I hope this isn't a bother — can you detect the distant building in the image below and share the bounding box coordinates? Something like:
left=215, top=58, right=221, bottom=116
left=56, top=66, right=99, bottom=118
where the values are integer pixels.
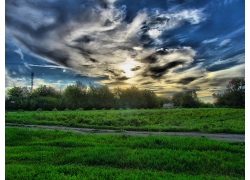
left=163, top=103, right=174, bottom=108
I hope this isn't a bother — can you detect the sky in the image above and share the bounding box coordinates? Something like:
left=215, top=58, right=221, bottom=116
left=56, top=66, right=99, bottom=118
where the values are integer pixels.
left=5, top=0, right=245, bottom=103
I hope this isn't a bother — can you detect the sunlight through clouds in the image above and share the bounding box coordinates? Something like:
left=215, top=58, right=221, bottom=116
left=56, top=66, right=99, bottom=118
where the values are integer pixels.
left=5, top=0, right=245, bottom=102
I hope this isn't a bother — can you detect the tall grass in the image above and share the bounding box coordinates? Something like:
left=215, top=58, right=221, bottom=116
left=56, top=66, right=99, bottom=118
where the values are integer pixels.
left=5, top=108, right=245, bottom=133
left=6, top=128, right=245, bottom=179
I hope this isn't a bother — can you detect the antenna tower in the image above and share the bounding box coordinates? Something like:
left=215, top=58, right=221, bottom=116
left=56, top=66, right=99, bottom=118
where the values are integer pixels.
left=31, top=72, right=34, bottom=93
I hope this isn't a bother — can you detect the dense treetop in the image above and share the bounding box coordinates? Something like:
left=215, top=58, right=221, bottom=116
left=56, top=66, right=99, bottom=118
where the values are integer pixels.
left=5, top=78, right=244, bottom=111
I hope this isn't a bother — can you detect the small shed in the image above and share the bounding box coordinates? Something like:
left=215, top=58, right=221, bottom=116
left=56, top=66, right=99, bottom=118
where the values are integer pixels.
left=163, top=103, right=174, bottom=108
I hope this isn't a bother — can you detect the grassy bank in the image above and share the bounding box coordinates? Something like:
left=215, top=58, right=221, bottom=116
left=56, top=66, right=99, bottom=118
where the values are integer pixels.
left=5, top=128, right=245, bottom=179
left=5, top=108, right=245, bottom=133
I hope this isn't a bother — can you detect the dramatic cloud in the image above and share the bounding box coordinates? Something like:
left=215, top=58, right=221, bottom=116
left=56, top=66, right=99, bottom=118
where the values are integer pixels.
left=5, top=0, right=245, bottom=102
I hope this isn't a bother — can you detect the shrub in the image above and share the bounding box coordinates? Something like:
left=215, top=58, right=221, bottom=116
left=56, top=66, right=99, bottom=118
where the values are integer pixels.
left=52, top=108, right=57, bottom=111
left=36, top=108, right=42, bottom=111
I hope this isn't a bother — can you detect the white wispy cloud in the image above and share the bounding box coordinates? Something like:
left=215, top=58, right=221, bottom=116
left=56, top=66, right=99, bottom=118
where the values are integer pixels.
left=202, top=38, right=218, bottom=44
left=173, top=9, right=206, bottom=25
left=14, top=48, right=24, bottom=60
left=219, top=39, right=231, bottom=46
left=27, top=64, right=68, bottom=69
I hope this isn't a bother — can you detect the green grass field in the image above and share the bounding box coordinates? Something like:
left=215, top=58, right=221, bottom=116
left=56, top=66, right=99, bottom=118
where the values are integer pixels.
left=5, top=108, right=245, bottom=133
left=5, top=128, right=245, bottom=180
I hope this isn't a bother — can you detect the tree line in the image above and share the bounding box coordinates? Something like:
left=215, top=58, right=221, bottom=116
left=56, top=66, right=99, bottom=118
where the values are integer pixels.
left=5, top=78, right=244, bottom=111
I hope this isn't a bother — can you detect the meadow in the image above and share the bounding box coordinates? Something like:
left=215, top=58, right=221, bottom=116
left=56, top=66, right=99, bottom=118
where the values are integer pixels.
left=5, top=108, right=245, bottom=133
left=5, top=128, right=245, bottom=180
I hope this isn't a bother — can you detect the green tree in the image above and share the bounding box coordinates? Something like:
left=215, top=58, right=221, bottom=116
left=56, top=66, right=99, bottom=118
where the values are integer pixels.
left=213, top=78, right=245, bottom=108
left=96, top=86, right=115, bottom=109
left=119, top=86, right=146, bottom=109
left=141, top=89, right=159, bottom=108
left=32, top=85, right=60, bottom=98
left=172, top=90, right=200, bottom=108
left=62, top=82, right=87, bottom=110
left=31, top=85, right=62, bottom=110
left=35, top=96, right=60, bottom=110
left=5, top=87, right=30, bottom=110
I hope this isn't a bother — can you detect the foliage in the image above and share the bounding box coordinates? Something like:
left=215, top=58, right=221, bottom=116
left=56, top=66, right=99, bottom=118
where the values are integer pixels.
left=213, top=78, right=245, bottom=108
left=5, top=78, right=245, bottom=111
left=5, top=86, right=30, bottom=110
left=62, top=83, right=87, bottom=110
left=6, top=128, right=245, bottom=179
left=87, top=85, right=115, bottom=109
left=172, top=90, right=200, bottom=108
left=5, top=82, right=162, bottom=110
left=35, top=97, right=61, bottom=110
left=32, top=85, right=61, bottom=98
left=5, top=108, right=245, bottom=134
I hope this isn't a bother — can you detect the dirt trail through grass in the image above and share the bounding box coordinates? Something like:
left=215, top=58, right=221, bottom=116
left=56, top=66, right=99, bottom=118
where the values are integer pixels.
left=6, top=123, right=244, bottom=142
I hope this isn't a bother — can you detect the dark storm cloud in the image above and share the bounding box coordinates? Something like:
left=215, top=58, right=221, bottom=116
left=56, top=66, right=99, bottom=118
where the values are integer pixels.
left=105, top=69, right=120, bottom=77
left=145, top=60, right=184, bottom=79
left=165, top=79, right=174, bottom=84
left=74, top=73, right=109, bottom=80
left=178, top=77, right=198, bottom=85
left=130, top=66, right=141, bottom=71
left=82, top=65, right=94, bottom=68
left=140, top=81, right=153, bottom=85
left=149, top=61, right=184, bottom=74
left=105, top=68, right=130, bottom=81
left=139, top=34, right=155, bottom=48
left=89, top=58, right=99, bottom=63
left=67, top=44, right=92, bottom=57
left=115, top=76, right=130, bottom=81
left=141, top=47, right=195, bottom=65
left=141, top=54, right=157, bottom=64
left=12, top=35, right=71, bottom=67
left=73, top=35, right=94, bottom=44
left=39, top=49, right=70, bottom=67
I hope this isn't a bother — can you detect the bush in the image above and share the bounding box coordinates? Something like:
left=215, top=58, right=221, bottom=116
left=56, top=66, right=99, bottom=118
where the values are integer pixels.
left=37, top=108, right=42, bottom=111
left=52, top=108, right=57, bottom=111
left=76, top=108, right=84, bottom=111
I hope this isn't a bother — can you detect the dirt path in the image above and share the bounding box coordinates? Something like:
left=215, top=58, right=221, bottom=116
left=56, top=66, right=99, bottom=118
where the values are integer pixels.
left=5, top=123, right=245, bottom=142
